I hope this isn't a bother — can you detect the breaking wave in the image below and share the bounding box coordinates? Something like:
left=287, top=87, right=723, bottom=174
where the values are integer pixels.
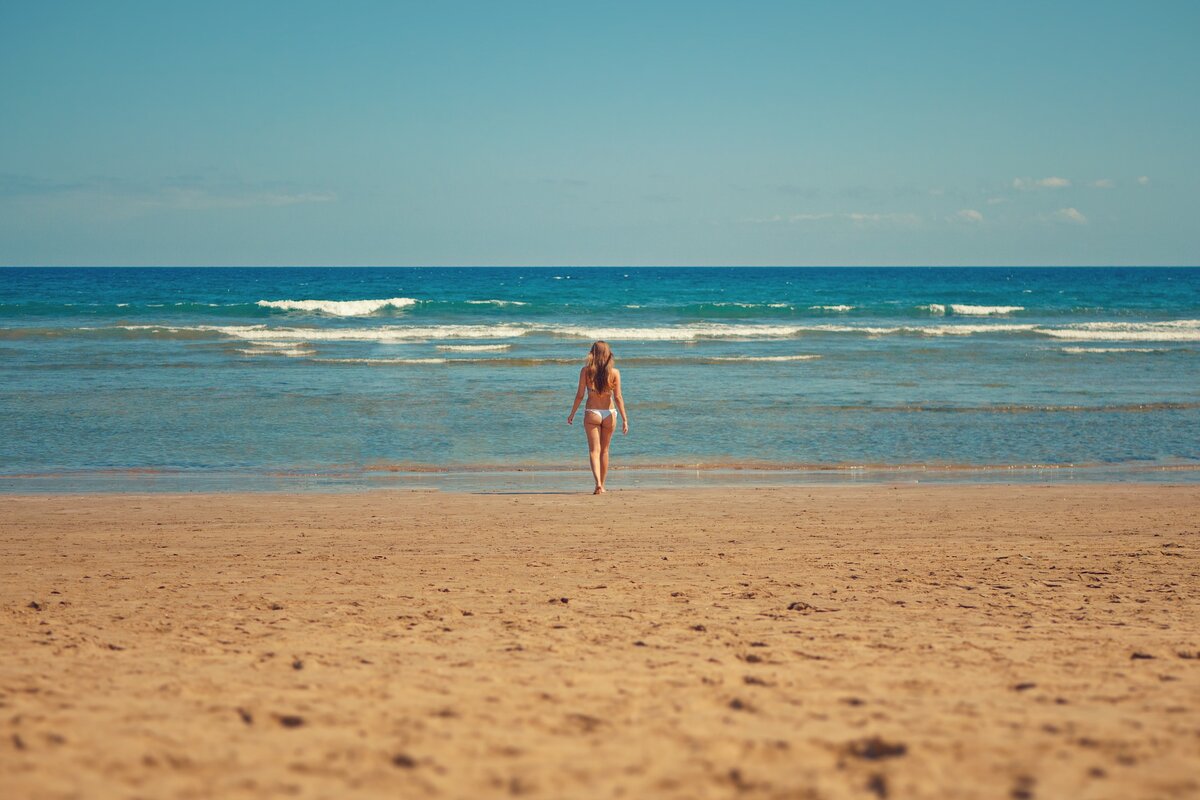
left=255, top=297, right=419, bottom=316
left=921, top=304, right=1024, bottom=316
left=1040, top=320, right=1200, bottom=342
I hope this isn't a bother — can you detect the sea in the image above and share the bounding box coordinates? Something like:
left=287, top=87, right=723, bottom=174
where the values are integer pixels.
left=2, top=266, right=1198, bottom=492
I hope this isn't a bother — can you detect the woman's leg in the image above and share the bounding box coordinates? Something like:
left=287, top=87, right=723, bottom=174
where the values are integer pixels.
left=598, top=415, right=616, bottom=489
left=585, top=419, right=603, bottom=492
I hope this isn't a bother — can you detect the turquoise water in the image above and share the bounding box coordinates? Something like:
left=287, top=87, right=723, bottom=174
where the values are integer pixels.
left=2, top=267, right=1198, bottom=491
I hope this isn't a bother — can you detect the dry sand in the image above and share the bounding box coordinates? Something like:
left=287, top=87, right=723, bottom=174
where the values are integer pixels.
left=1, top=485, right=1198, bottom=799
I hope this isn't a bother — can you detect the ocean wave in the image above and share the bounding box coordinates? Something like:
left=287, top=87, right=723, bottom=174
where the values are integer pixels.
left=23, top=319, right=1200, bottom=344
left=236, top=346, right=314, bottom=357
left=1059, top=346, right=1174, bottom=354
left=709, top=302, right=792, bottom=309
left=311, top=354, right=819, bottom=367
left=255, top=297, right=419, bottom=316
left=921, top=304, right=1024, bottom=316
left=20, top=321, right=1042, bottom=343
left=315, top=357, right=449, bottom=365
left=464, top=299, right=528, bottom=306
left=1040, top=320, right=1200, bottom=342
left=702, top=355, right=821, bottom=362
left=436, top=344, right=513, bottom=352
left=810, top=304, right=854, bottom=311
left=140, top=323, right=530, bottom=341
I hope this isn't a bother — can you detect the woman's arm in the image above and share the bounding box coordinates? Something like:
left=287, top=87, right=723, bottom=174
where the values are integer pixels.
left=614, top=370, right=629, bottom=434
left=567, top=368, right=586, bottom=424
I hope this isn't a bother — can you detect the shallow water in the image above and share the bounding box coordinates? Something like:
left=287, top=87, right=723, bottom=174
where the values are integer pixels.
left=2, top=266, right=1198, bottom=490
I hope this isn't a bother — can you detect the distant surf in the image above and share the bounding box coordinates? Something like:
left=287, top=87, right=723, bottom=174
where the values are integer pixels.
left=255, top=297, right=419, bottom=316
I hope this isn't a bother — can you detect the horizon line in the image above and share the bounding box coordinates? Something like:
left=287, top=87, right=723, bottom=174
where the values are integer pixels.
left=3, top=264, right=1198, bottom=270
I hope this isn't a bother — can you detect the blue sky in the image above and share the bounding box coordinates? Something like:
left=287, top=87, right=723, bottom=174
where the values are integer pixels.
left=1, top=1, right=1196, bottom=266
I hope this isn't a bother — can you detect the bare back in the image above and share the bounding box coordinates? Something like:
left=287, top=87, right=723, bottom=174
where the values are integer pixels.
left=583, top=367, right=619, bottom=410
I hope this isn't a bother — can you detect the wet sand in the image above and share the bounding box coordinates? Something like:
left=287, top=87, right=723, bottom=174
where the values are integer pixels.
left=1, top=485, right=1198, bottom=799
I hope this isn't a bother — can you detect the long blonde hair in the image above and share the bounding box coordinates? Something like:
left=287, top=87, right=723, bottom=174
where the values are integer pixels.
left=584, top=341, right=614, bottom=393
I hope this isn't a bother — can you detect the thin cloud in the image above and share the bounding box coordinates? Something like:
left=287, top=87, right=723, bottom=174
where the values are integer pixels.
left=1091, top=179, right=1114, bottom=189
left=952, top=209, right=984, bottom=223
left=1137, top=175, right=1151, bottom=185
left=845, top=212, right=921, bottom=224
left=1013, top=176, right=1071, bottom=190
left=1053, top=207, right=1088, bottom=225
left=0, top=173, right=335, bottom=210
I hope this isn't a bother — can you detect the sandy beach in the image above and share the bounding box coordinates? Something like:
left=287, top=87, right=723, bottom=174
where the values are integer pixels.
left=1, top=485, right=1197, bottom=798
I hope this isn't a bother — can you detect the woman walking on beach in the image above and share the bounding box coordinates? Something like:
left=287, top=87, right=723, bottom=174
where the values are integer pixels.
left=567, top=341, right=629, bottom=494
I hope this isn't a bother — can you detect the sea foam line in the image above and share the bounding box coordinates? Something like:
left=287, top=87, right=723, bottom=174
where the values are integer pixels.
left=702, top=355, right=821, bottom=362
left=310, top=355, right=819, bottom=367
left=1059, top=346, right=1172, bottom=354
left=1041, top=320, right=1200, bottom=342
left=921, top=304, right=1024, bottom=316
left=93, top=319, right=1200, bottom=343
left=100, top=321, right=1041, bottom=342
left=255, top=297, right=419, bottom=316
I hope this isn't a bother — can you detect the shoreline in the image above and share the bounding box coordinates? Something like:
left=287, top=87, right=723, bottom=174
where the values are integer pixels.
left=2, top=484, right=1198, bottom=798
left=3, top=461, right=1199, bottom=494
left=2, top=455, right=1200, bottom=494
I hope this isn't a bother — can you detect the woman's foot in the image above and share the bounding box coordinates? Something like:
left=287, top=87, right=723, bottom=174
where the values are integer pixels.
left=593, top=485, right=605, bottom=495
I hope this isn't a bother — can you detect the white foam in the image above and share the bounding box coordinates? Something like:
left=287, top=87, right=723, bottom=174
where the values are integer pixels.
left=1059, top=347, right=1171, bottom=354
left=436, top=344, right=512, bottom=352
left=542, top=324, right=815, bottom=340
left=910, top=323, right=1037, bottom=336
left=314, top=357, right=448, bottom=365
left=1041, top=320, right=1200, bottom=342
left=119, top=321, right=1040, bottom=343
left=465, top=299, right=528, bottom=306
left=704, top=355, right=821, bottom=362
left=200, top=324, right=530, bottom=342
left=810, top=304, right=854, bottom=311
left=922, top=303, right=1023, bottom=316
left=236, top=347, right=314, bottom=357
left=255, top=297, right=419, bottom=316
left=952, top=304, right=1023, bottom=315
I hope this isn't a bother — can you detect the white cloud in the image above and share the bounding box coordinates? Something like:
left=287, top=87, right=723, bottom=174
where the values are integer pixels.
left=1091, top=179, right=1114, bottom=189
left=985, top=196, right=1008, bottom=205
left=953, top=209, right=984, bottom=223
left=1013, top=176, right=1071, bottom=190
left=844, top=212, right=922, bottom=224
left=1137, top=175, right=1151, bottom=185
left=1053, top=207, right=1088, bottom=225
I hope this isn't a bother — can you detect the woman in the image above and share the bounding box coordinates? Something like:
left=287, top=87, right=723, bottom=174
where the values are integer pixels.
left=567, top=341, right=629, bottom=494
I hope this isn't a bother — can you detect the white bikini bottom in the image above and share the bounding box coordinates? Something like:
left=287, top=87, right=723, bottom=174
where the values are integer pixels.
left=585, top=408, right=616, bottom=421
